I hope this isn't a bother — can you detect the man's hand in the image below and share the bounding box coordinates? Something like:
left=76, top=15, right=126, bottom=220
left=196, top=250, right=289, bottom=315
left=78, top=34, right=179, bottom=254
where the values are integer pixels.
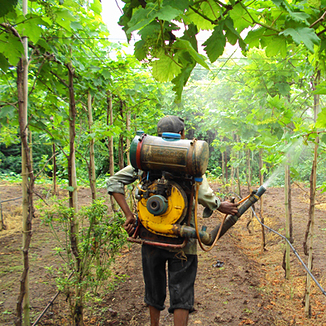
left=112, top=193, right=136, bottom=236
left=123, top=214, right=136, bottom=236
left=218, top=201, right=239, bottom=215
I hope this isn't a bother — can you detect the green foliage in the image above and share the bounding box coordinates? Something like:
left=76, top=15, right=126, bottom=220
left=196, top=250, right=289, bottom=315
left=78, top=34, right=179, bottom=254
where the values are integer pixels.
left=118, top=0, right=325, bottom=99
left=0, top=143, right=21, bottom=173
left=40, top=199, right=127, bottom=321
left=0, top=0, right=17, bottom=18
left=280, top=28, right=320, bottom=52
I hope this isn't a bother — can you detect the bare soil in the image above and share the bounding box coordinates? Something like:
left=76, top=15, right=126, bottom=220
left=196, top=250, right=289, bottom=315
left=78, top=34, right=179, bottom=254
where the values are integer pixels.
left=0, top=181, right=326, bottom=326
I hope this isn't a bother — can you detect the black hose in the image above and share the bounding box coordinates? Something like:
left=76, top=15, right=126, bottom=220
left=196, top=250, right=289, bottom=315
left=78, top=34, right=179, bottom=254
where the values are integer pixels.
left=31, top=272, right=74, bottom=326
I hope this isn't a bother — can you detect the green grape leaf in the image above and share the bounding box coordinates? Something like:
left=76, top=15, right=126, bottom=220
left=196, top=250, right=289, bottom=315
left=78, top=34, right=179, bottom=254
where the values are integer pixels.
left=0, top=53, right=9, bottom=71
left=164, top=0, right=189, bottom=11
left=156, top=5, right=182, bottom=21
left=17, top=20, right=43, bottom=44
left=127, top=4, right=157, bottom=33
left=90, top=0, right=102, bottom=15
left=0, top=0, right=17, bottom=17
left=203, top=24, right=226, bottom=63
left=36, top=38, right=51, bottom=51
left=173, top=39, right=209, bottom=69
left=316, top=107, right=326, bottom=128
left=280, top=27, right=320, bottom=52
left=224, top=17, right=246, bottom=49
left=172, top=62, right=196, bottom=102
left=245, top=27, right=265, bottom=49
left=71, top=21, right=83, bottom=31
left=287, top=11, right=310, bottom=24
left=134, top=40, right=147, bottom=61
left=151, top=52, right=182, bottom=82
left=0, top=105, right=15, bottom=119
left=272, top=0, right=285, bottom=5
left=267, top=95, right=283, bottom=110
left=313, top=81, right=326, bottom=94
left=180, top=23, right=198, bottom=50
left=281, top=109, right=293, bottom=125
left=55, top=8, right=74, bottom=32
left=0, top=33, right=23, bottom=66
left=138, top=21, right=161, bottom=40
left=101, top=69, right=111, bottom=80
left=229, top=3, right=252, bottom=32
left=265, top=36, right=287, bottom=57
left=185, top=1, right=221, bottom=30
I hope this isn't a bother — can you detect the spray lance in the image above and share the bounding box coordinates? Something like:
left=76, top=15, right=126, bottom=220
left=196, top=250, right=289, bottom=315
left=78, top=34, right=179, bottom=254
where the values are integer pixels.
left=128, top=132, right=266, bottom=249
left=174, top=184, right=266, bottom=247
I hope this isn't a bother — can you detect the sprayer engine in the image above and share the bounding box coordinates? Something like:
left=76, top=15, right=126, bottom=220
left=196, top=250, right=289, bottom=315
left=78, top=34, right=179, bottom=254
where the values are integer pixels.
left=136, top=177, right=188, bottom=238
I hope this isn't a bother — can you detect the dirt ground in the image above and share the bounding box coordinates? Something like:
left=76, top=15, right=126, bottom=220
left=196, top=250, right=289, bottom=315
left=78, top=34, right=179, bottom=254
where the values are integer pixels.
left=0, top=181, right=326, bottom=326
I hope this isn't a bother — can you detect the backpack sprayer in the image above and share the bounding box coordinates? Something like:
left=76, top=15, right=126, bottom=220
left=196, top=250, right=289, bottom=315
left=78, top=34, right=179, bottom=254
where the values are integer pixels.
left=128, top=132, right=266, bottom=250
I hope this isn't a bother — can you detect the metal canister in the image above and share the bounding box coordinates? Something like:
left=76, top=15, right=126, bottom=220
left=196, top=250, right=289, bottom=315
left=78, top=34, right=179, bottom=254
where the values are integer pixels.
left=130, top=133, right=209, bottom=177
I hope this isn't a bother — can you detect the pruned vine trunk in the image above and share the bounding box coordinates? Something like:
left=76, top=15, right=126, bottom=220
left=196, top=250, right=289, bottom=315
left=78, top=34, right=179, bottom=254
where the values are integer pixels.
left=14, top=3, right=34, bottom=323
left=284, top=154, right=290, bottom=279
left=221, top=150, right=225, bottom=185
left=224, top=145, right=228, bottom=190
left=126, top=109, right=131, bottom=165
left=118, top=100, right=124, bottom=170
left=230, top=133, right=235, bottom=193
left=52, top=143, right=58, bottom=195
left=0, top=194, right=5, bottom=231
left=246, top=149, right=254, bottom=233
left=288, top=169, right=293, bottom=243
left=107, top=93, right=114, bottom=177
left=236, top=135, right=241, bottom=197
left=304, top=70, right=320, bottom=316
left=16, top=55, right=34, bottom=326
left=66, top=63, right=82, bottom=326
left=107, top=92, right=116, bottom=211
left=87, top=91, right=96, bottom=201
left=246, top=149, right=251, bottom=193
left=259, top=148, right=265, bottom=253
left=67, top=64, right=78, bottom=212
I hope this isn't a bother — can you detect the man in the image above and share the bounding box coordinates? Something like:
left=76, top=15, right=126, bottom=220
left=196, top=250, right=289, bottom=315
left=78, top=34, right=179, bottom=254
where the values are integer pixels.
left=107, top=115, right=238, bottom=326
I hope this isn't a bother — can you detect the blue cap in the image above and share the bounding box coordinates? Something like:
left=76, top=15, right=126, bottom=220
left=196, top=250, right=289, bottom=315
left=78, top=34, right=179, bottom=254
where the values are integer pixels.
left=162, top=132, right=181, bottom=140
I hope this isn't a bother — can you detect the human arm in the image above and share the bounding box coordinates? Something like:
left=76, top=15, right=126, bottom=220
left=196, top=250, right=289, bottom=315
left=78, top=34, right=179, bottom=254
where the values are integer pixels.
left=106, top=165, right=138, bottom=235
left=198, top=175, right=238, bottom=216
left=112, top=192, right=136, bottom=236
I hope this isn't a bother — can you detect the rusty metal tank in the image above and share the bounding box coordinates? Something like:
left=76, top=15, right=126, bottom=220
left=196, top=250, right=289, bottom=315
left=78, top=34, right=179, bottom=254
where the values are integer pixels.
left=130, top=132, right=209, bottom=177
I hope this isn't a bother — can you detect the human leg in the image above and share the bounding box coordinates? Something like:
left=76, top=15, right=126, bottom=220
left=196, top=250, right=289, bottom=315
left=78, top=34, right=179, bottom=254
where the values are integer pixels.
left=167, top=253, right=198, bottom=325
left=173, top=309, right=189, bottom=326
left=149, top=305, right=161, bottom=326
left=142, top=245, right=168, bottom=324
